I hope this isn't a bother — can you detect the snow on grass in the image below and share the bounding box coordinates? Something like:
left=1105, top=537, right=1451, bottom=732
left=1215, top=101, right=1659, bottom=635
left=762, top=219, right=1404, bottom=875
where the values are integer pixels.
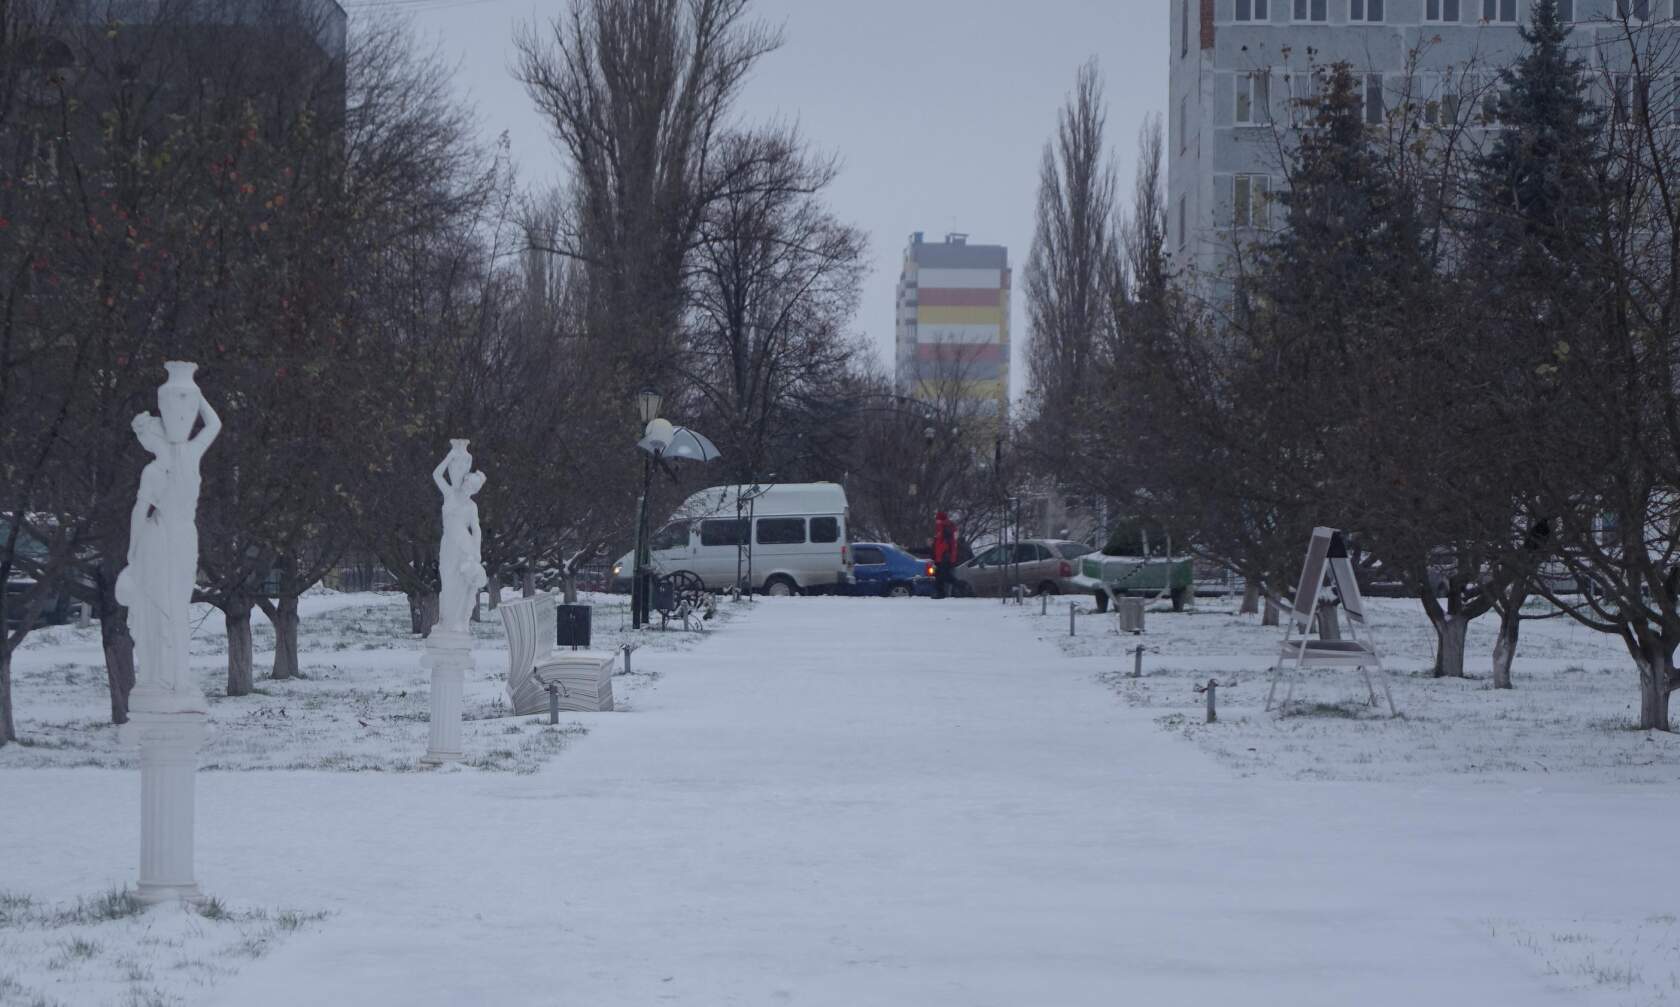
left=1015, top=593, right=1680, bottom=1006
left=1487, top=915, right=1680, bottom=1004
left=0, top=887, right=330, bottom=1007
left=1014, top=594, right=1678, bottom=784
left=1, top=590, right=733, bottom=774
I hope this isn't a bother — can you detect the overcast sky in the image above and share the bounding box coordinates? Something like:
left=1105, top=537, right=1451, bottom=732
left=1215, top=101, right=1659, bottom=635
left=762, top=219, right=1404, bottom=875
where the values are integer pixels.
left=368, top=0, right=1169, bottom=397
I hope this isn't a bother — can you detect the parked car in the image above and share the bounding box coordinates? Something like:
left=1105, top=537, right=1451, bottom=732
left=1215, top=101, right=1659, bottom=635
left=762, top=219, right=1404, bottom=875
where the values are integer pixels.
left=612, top=482, right=854, bottom=596
left=953, top=539, right=1095, bottom=597
left=847, top=542, right=936, bottom=597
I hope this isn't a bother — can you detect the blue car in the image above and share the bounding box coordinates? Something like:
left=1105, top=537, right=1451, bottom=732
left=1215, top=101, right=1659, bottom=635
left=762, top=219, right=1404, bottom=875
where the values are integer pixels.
left=848, top=542, right=937, bottom=597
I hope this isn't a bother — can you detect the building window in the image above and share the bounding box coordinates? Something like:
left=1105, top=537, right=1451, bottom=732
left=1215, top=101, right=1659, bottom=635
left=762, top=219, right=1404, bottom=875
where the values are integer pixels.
left=1425, top=0, right=1461, bottom=21
left=1182, top=0, right=1189, bottom=57
left=1364, top=73, right=1385, bottom=125
left=1479, top=74, right=1508, bottom=125
left=1422, top=72, right=1462, bottom=125
left=1179, top=94, right=1190, bottom=153
left=1293, top=0, right=1329, bottom=19
left=1617, top=0, right=1652, bottom=20
left=1559, top=0, right=1575, bottom=18
left=1350, top=0, right=1385, bottom=21
left=1236, top=72, right=1272, bottom=125
left=1607, top=71, right=1649, bottom=126
left=1236, top=0, right=1271, bottom=19
left=1233, top=174, right=1272, bottom=228
left=1482, top=0, right=1516, bottom=21
left=27, top=128, right=59, bottom=184
left=1285, top=69, right=1326, bottom=126
left=1178, top=195, right=1188, bottom=249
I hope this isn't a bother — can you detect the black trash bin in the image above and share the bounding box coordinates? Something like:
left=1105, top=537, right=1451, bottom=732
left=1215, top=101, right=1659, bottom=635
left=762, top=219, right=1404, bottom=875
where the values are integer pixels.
left=556, top=603, right=592, bottom=648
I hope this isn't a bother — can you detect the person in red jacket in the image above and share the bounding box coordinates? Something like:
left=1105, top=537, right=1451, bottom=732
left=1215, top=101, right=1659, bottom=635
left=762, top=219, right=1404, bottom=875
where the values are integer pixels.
left=932, top=511, right=959, bottom=599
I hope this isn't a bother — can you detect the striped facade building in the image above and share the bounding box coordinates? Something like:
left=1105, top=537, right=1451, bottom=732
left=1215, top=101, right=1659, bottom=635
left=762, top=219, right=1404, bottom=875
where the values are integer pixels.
left=894, top=233, right=1011, bottom=418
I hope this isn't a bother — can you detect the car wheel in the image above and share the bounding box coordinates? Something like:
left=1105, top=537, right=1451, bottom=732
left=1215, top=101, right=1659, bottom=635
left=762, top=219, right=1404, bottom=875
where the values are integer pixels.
left=1171, top=586, right=1189, bottom=612
left=764, top=576, right=798, bottom=597
left=1037, top=581, right=1060, bottom=596
left=888, top=583, right=912, bottom=598
left=1093, top=591, right=1109, bottom=613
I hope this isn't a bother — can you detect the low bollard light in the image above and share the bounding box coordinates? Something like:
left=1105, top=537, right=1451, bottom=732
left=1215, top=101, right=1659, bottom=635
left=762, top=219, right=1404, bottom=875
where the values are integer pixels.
left=1194, top=678, right=1227, bottom=724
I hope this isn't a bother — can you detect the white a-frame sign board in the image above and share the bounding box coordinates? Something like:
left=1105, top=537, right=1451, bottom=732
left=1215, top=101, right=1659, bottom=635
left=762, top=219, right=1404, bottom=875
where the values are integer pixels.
left=1265, top=527, right=1397, bottom=716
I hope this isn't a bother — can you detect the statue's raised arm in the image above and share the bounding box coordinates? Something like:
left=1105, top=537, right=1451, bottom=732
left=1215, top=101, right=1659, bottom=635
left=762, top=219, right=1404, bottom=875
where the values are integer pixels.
left=189, top=395, right=222, bottom=458
left=433, top=453, right=455, bottom=495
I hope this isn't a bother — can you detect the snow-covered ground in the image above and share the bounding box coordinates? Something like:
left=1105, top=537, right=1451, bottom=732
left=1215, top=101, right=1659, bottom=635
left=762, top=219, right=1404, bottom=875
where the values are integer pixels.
left=2, top=593, right=1677, bottom=1006
left=3, top=591, right=724, bottom=773
left=1036, top=594, right=1679, bottom=784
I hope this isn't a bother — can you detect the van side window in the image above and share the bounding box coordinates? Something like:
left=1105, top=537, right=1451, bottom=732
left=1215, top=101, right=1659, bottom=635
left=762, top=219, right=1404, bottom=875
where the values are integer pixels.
left=700, top=519, right=747, bottom=547
left=756, top=518, right=806, bottom=545
left=809, top=517, right=840, bottom=543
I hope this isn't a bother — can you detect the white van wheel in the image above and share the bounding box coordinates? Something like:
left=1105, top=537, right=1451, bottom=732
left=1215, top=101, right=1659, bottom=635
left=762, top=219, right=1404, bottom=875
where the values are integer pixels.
left=764, top=576, right=797, bottom=597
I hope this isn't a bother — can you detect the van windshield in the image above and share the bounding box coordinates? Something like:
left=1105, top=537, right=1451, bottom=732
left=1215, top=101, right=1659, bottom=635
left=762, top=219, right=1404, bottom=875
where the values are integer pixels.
left=651, top=523, right=690, bottom=551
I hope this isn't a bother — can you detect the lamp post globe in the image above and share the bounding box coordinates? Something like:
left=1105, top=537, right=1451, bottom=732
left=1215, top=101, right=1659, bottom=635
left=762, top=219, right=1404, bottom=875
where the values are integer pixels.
left=636, top=388, right=663, bottom=425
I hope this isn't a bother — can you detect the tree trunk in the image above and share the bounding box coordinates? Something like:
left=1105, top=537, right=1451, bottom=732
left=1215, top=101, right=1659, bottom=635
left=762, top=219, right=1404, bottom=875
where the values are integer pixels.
left=408, top=591, right=439, bottom=637
left=1433, top=615, right=1468, bottom=679
left=563, top=569, right=579, bottom=604
left=521, top=570, right=536, bottom=598
left=271, top=595, right=301, bottom=680
left=1633, top=635, right=1674, bottom=732
left=487, top=570, right=501, bottom=610
left=99, top=596, right=136, bottom=725
left=1240, top=580, right=1259, bottom=615
left=1262, top=597, right=1280, bottom=627
left=1316, top=606, right=1342, bottom=641
left=225, top=601, right=255, bottom=697
left=0, top=642, right=16, bottom=745
left=1491, top=602, right=1522, bottom=690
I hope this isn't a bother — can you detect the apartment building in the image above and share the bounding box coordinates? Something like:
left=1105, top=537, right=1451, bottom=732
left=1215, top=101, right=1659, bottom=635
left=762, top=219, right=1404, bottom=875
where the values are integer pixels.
left=1167, top=0, right=1647, bottom=298
left=894, top=232, right=1012, bottom=419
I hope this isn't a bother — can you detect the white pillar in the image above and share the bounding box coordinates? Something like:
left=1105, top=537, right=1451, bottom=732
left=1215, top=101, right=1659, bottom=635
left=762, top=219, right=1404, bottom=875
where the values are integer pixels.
left=421, top=630, right=472, bottom=765
left=120, top=711, right=208, bottom=904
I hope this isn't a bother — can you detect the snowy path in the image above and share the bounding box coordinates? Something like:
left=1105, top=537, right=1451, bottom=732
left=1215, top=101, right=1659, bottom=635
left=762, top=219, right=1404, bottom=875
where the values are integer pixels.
left=6, top=598, right=1669, bottom=1004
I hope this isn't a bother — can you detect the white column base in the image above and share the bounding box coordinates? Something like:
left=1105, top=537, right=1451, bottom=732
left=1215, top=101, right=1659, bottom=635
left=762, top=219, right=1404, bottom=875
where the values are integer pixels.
left=120, top=710, right=208, bottom=905
left=421, top=631, right=473, bottom=765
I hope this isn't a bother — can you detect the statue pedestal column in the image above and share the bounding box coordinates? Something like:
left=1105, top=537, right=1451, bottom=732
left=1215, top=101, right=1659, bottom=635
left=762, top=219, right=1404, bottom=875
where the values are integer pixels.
left=120, top=710, right=208, bottom=904
left=421, top=630, right=473, bottom=765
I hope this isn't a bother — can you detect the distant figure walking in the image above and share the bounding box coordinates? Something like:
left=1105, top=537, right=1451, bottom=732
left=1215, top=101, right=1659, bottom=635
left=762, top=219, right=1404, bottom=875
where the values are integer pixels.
left=932, top=511, right=959, bottom=599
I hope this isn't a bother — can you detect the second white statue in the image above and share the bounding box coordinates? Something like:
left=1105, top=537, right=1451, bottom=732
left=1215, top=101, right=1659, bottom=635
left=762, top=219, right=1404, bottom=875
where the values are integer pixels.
left=432, top=439, right=488, bottom=636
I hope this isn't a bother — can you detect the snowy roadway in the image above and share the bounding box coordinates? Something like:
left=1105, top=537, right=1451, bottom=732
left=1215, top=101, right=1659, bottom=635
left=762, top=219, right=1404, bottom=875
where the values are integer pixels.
left=7, top=597, right=1670, bottom=1004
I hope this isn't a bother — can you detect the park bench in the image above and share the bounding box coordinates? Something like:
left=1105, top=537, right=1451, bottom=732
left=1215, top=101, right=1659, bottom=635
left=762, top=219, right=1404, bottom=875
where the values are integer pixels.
left=497, top=593, right=615, bottom=715
left=1265, top=527, right=1398, bottom=717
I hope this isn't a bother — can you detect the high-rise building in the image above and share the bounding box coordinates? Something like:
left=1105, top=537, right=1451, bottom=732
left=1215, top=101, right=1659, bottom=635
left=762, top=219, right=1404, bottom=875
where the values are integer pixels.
left=1167, top=0, right=1629, bottom=300
left=894, top=232, right=1011, bottom=418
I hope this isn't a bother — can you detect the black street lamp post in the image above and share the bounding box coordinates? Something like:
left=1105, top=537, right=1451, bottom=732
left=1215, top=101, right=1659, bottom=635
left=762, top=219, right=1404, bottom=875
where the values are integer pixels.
left=632, top=388, right=662, bottom=630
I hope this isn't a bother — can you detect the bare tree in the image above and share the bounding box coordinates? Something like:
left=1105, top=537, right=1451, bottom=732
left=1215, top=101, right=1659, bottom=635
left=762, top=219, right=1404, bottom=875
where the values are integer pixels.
left=683, top=127, right=866, bottom=486
left=1022, top=58, right=1120, bottom=480
left=514, top=0, right=783, bottom=396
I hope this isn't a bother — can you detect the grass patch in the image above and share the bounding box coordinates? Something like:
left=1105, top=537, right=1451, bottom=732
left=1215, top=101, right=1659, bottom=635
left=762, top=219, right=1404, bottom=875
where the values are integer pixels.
left=274, top=909, right=329, bottom=932
left=49, top=887, right=144, bottom=926
left=196, top=897, right=229, bottom=921
left=1279, top=701, right=1368, bottom=720
left=0, top=891, right=35, bottom=927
